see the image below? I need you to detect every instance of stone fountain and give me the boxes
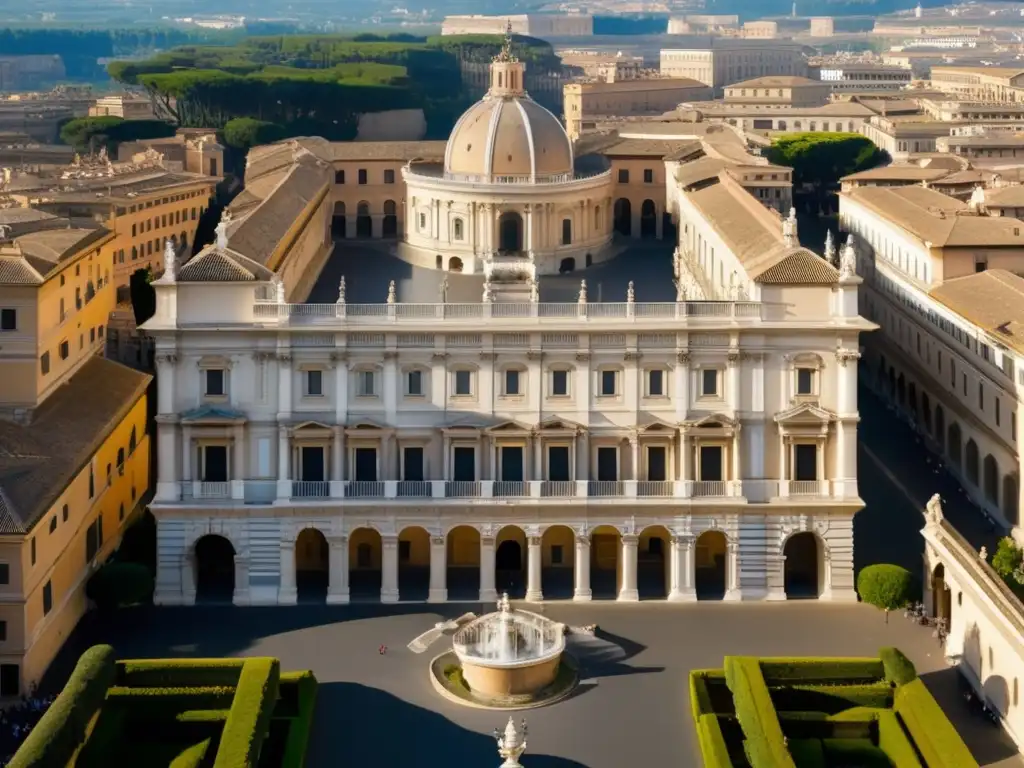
[428,593,576,709]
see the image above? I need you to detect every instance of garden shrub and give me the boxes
[776,711,875,741]
[116,658,247,688]
[822,738,892,767]
[879,647,917,686]
[894,679,977,768]
[74,706,127,768]
[86,561,154,610]
[214,658,280,768]
[786,738,826,768]
[278,671,318,768]
[106,685,239,717]
[7,645,116,768]
[876,710,923,767]
[170,738,215,768]
[689,670,716,719]
[694,713,732,768]
[724,656,796,768]
[857,565,917,618]
[759,658,884,685]
[769,682,894,713]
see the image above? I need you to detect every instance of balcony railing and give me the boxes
[345,481,385,498]
[251,300,765,326]
[397,480,432,498]
[493,481,528,498]
[292,481,330,498]
[540,481,576,497]
[167,477,838,503]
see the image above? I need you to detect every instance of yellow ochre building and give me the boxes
[0,224,151,695]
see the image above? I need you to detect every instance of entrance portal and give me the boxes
[499,212,524,253]
[613,199,632,236]
[194,535,235,604]
[695,530,726,600]
[295,528,329,602]
[783,533,822,599]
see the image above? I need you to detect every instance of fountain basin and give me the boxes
[460,653,562,699]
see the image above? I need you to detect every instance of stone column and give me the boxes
[618,534,639,602]
[675,353,690,422]
[526,536,543,602]
[181,425,193,481]
[630,435,640,481]
[277,353,292,418]
[155,353,176,414]
[276,425,290,500]
[428,536,447,603]
[381,535,399,603]
[155,422,178,501]
[332,426,344,481]
[278,540,297,604]
[480,536,498,603]
[573,535,592,601]
[728,350,741,413]
[326,535,350,604]
[181,552,196,605]
[724,538,742,601]
[731,428,742,491]
[668,536,697,601]
[233,553,251,606]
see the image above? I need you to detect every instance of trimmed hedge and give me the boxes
[214,657,280,768]
[74,706,127,768]
[895,679,978,768]
[857,564,917,614]
[689,669,720,719]
[759,658,885,685]
[769,682,894,713]
[694,713,732,768]
[879,647,917,686]
[876,710,924,768]
[279,671,317,768]
[116,659,247,688]
[170,738,215,768]
[106,685,239,717]
[787,738,825,767]
[724,656,797,768]
[822,738,892,767]
[7,644,117,768]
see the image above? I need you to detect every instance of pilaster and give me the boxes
[278,540,298,605]
[326,535,350,604]
[618,534,639,602]
[381,535,400,603]
[480,536,498,602]
[668,536,697,602]
[573,535,592,601]
[428,536,447,603]
[526,536,543,602]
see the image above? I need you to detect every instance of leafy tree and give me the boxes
[857,564,917,622]
[129,267,156,326]
[86,561,154,611]
[223,118,286,150]
[766,133,887,216]
[59,117,175,153]
[991,537,1023,579]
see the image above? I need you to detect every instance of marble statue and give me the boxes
[823,230,837,267]
[782,207,798,248]
[925,493,944,526]
[387,280,397,304]
[494,718,528,768]
[626,280,635,303]
[215,219,229,251]
[578,279,587,305]
[839,235,857,280]
[336,276,346,305]
[275,278,286,304]
[162,238,176,281]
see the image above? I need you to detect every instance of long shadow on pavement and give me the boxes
[309,682,590,768]
[919,666,1021,767]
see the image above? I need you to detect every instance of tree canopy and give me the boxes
[59,116,176,153]
[223,118,287,150]
[856,564,917,620]
[106,33,559,142]
[765,132,886,188]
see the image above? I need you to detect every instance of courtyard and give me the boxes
[43,601,1022,767]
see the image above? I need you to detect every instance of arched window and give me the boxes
[561,218,572,245]
[453,219,464,241]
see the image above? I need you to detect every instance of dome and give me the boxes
[444,95,574,181]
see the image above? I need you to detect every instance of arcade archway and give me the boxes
[590,525,621,600]
[349,528,382,600]
[638,525,670,599]
[356,202,372,238]
[295,528,328,602]
[194,535,235,604]
[613,198,632,236]
[640,199,657,239]
[495,526,526,599]
[398,526,430,601]
[541,525,575,599]
[332,202,346,238]
[783,532,823,599]
[446,525,480,601]
[499,211,523,252]
[695,530,726,600]
[383,200,398,238]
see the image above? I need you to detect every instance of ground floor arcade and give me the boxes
[152,508,856,606]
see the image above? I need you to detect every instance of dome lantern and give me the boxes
[490,20,526,98]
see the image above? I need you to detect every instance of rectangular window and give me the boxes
[40,352,50,376]
[0,665,18,697]
[452,446,475,481]
[551,369,568,396]
[600,370,617,396]
[617,169,629,183]
[647,446,667,481]
[205,369,225,396]
[42,581,52,616]
[504,370,521,396]
[358,169,368,185]
[59,340,69,360]
[643,168,654,183]
[500,446,524,482]
[306,370,323,397]
[30,538,35,566]
[796,368,814,395]
[358,370,376,397]
[548,446,570,481]
[701,369,720,397]
[561,218,572,245]
[407,370,423,396]
[996,398,1001,426]
[794,444,818,481]
[978,382,984,410]
[354,448,378,482]
[200,445,229,482]
[403,447,424,482]
[698,446,723,482]
[0,564,7,584]
[335,170,345,184]
[384,169,395,184]
[0,309,15,331]
[597,446,618,481]
[648,369,664,396]
[454,370,472,396]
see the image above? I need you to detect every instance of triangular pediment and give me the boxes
[293,420,333,431]
[537,416,582,431]
[348,418,387,430]
[774,402,834,424]
[689,413,737,429]
[485,419,531,433]
[638,418,676,433]
[181,404,247,423]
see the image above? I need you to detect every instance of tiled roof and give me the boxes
[842,166,949,182]
[844,186,1024,247]
[929,269,1024,354]
[0,356,151,534]
[757,251,838,285]
[0,257,43,285]
[726,75,822,88]
[15,227,110,276]
[600,138,699,157]
[177,248,273,283]
[986,186,1024,207]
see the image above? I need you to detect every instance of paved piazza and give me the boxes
[46,601,1022,768]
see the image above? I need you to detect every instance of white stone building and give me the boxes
[840,185,1024,539]
[140,36,875,610]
